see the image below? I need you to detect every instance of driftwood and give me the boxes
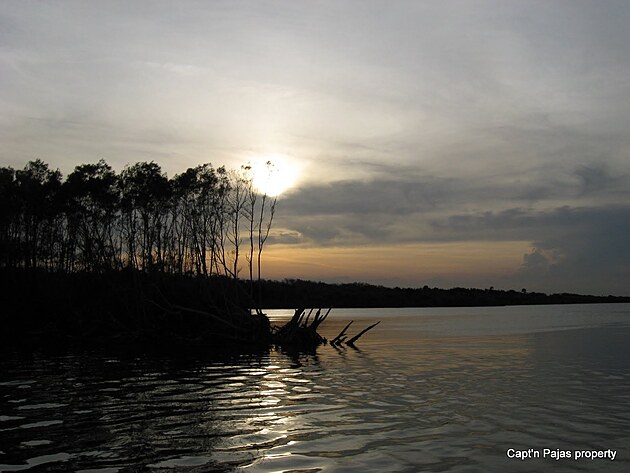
[331,320,381,347]
[147,298,379,349]
[273,308,328,346]
[345,321,380,346]
[331,321,353,346]
[272,308,380,348]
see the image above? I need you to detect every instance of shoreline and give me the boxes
[2,268,628,351]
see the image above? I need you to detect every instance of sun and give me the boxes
[249,155,298,197]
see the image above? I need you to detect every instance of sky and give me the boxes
[1,0,630,295]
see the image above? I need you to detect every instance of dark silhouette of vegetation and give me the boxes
[0,159,283,349]
[0,159,274,286]
[3,159,625,350]
[273,308,329,347]
[255,279,630,309]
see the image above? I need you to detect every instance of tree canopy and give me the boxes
[0,159,276,294]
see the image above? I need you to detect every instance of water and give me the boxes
[1,304,630,472]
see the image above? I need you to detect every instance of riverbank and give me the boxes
[257,278,630,308]
[3,269,628,350]
[0,269,271,350]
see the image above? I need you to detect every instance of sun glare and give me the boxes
[249,155,298,197]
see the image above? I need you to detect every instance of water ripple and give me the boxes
[1,307,630,472]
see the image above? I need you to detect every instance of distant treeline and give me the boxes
[0,159,277,304]
[257,279,630,308]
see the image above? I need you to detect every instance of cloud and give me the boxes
[574,163,624,196]
[138,61,207,76]
[276,172,630,293]
[279,162,629,232]
[520,248,553,273]
[267,229,303,245]
[2,1,630,294]
[440,205,630,295]
[3,1,630,178]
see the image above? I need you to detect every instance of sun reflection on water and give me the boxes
[3,307,630,472]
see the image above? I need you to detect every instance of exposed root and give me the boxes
[273,309,380,349]
[273,308,328,347]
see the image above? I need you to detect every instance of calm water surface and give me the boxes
[1,304,630,472]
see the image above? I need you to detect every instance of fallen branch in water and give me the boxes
[272,309,381,349]
[273,307,329,346]
[331,321,353,346]
[346,321,381,347]
[312,308,331,331]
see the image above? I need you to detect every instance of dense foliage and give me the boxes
[257,279,630,308]
[0,159,275,289]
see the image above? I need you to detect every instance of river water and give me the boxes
[1,304,629,472]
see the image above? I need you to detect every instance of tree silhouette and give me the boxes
[119,161,170,271]
[0,158,276,298]
[0,166,18,268]
[14,160,62,270]
[254,162,277,312]
[64,159,119,271]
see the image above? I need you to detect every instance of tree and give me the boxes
[1,158,278,314]
[14,160,62,269]
[0,166,18,268]
[64,159,119,271]
[254,161,277,312]
[119,162,170,271]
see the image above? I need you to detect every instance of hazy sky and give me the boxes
[2,1,630,294]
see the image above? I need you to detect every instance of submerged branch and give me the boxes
[331,320,353,346]
[346,321,381,346]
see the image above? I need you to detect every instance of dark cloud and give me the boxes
[520,248,552,273]
[281,178,449,216]
[438,205,630,295]
[437,205,630,244]
[280,164,629,221]
[575,163,622,196]
[277,172,630,294]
